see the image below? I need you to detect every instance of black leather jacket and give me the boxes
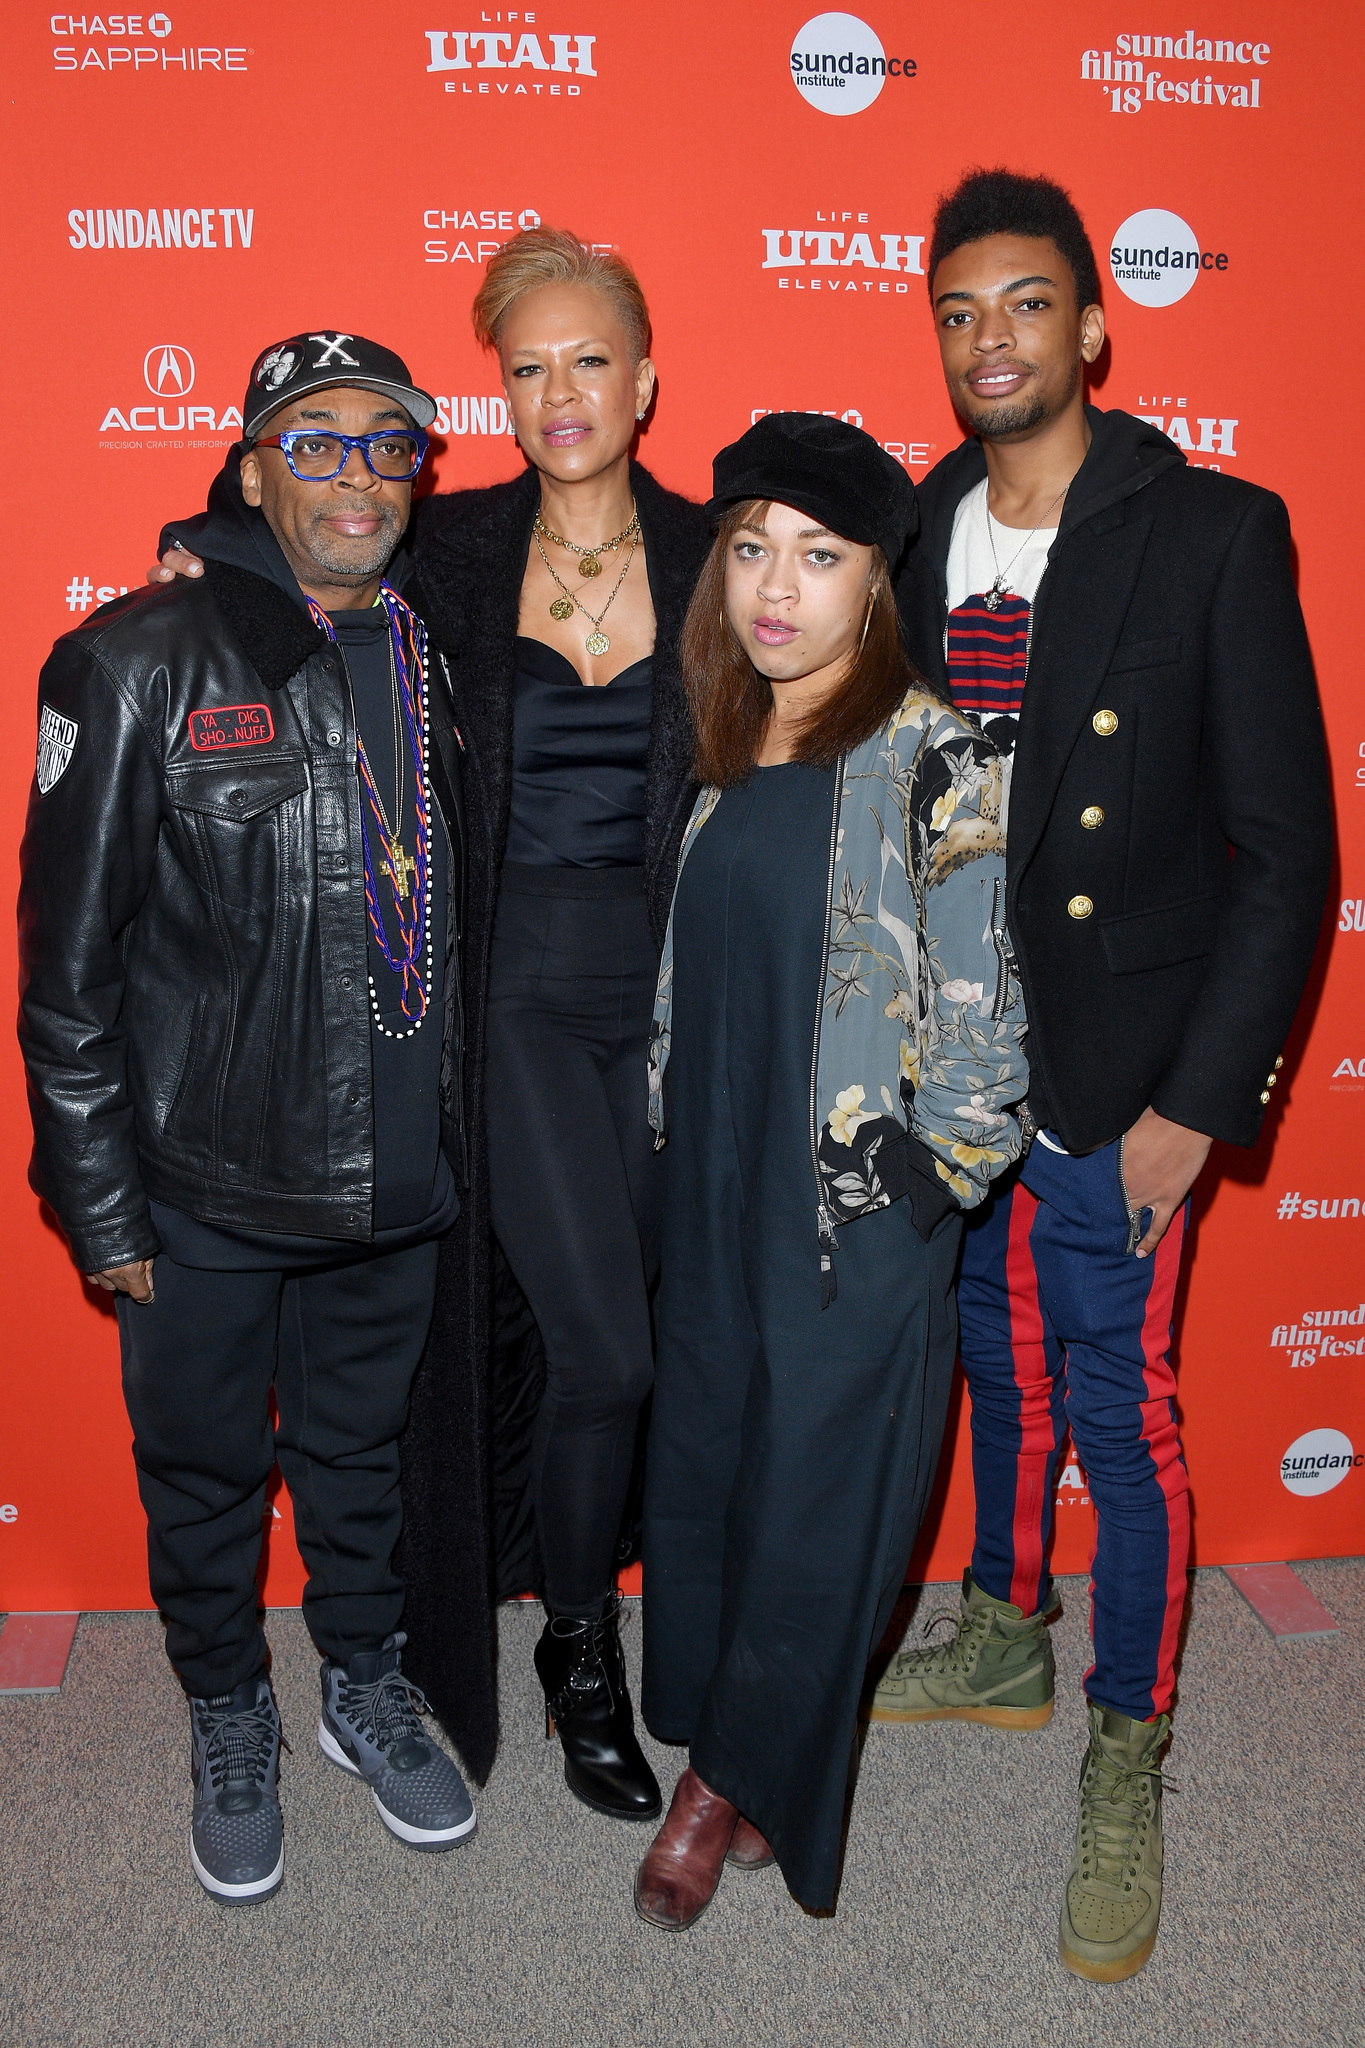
[18,557,465,1273]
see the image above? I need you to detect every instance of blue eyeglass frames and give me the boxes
[253,427,430,482]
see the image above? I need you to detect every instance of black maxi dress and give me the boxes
[641,761,963,1911]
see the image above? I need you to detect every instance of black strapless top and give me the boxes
[503,636,653,868]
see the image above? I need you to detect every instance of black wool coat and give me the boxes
[393,461,710,1779]
[895,406,1333,1154]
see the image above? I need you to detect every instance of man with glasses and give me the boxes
[19,332,475,1903]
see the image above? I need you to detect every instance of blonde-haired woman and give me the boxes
[399,229,708,1811]
[148,236,704,1794]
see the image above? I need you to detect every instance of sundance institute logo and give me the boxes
[789,13,915,117]
[1110,207,1228,307]
[1280,1428,1361,1498]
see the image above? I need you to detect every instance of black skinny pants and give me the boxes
[117,1238,440,1697]
[485,864,663,1618]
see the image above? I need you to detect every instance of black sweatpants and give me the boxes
[117,1238,440,1698]
[485,864,663,1618]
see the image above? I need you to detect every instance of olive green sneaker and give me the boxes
[1059,1700,1171,1982]
[869,1570,1055,1728]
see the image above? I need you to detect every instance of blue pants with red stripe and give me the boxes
[957,1135,1190,1721]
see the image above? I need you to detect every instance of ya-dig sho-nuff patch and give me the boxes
[36,704,79,794]
[188,705,275,751]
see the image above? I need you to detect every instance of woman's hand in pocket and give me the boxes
[1122,1107,1211,1257]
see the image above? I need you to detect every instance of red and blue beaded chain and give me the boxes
[308,585,432,1033]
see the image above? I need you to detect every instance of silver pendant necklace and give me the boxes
[982,482,1069,610]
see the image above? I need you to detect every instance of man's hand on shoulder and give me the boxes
[147,545,203,585]
[1122,1108,1212,1258]
[88,1258,156,1303]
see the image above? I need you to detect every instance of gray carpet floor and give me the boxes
[1,1561,1361,2048]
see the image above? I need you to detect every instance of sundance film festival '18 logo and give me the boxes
[790,13,915,116]
[424,25,596,97]
[1080,30,1268,114]
[1271,1305,1365,1370]
[52,12,247,74]
[1110,209,1229,306]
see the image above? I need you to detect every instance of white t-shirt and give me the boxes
[945,477,1056,615]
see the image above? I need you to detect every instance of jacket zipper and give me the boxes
[811,758,844,1308]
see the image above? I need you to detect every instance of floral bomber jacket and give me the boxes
[648,687,1031,1302]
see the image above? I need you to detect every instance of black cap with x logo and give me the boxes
[242,331,437,440]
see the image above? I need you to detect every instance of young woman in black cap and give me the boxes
[633,414,1030,1927]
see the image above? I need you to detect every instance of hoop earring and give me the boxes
[858,600,873,654]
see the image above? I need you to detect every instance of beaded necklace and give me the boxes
[308,586,433,1036]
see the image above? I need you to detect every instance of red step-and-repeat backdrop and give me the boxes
[1,1,1361,1609]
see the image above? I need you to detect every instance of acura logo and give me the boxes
[143,344,195,396]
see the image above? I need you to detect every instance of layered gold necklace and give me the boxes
[534,504,641,656]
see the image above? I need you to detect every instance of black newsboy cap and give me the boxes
[708,413,919,571]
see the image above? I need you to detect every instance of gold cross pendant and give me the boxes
[383,843,418,900]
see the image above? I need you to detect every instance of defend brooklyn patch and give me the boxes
[36,704,79,794]
[188,705,275,751]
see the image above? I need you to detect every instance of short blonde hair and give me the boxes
[471,226,651,362]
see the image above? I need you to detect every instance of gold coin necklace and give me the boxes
[535,506,639,582]
[534,522,641,657]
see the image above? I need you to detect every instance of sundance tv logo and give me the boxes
[1280,1427,1361,1498]
[68,205,253,250]
[790,12,915,116]
[1110,208,1229,307]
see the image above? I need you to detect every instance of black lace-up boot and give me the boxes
[319,1632,476,1851]
[188,1674,284,1905]
[534,1593,661,1821]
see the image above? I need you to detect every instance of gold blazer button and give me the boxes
[1081,806,1105,829]
[1068,895,1094,919]
[1092,709,1119,735]
[1260,1090,1271,1103]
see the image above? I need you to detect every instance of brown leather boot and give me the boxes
[726,1815,775,1869]
[634,1767,738,1929]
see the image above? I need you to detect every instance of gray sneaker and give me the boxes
[188,1675,284,1905]
[319,1632,476,1852]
